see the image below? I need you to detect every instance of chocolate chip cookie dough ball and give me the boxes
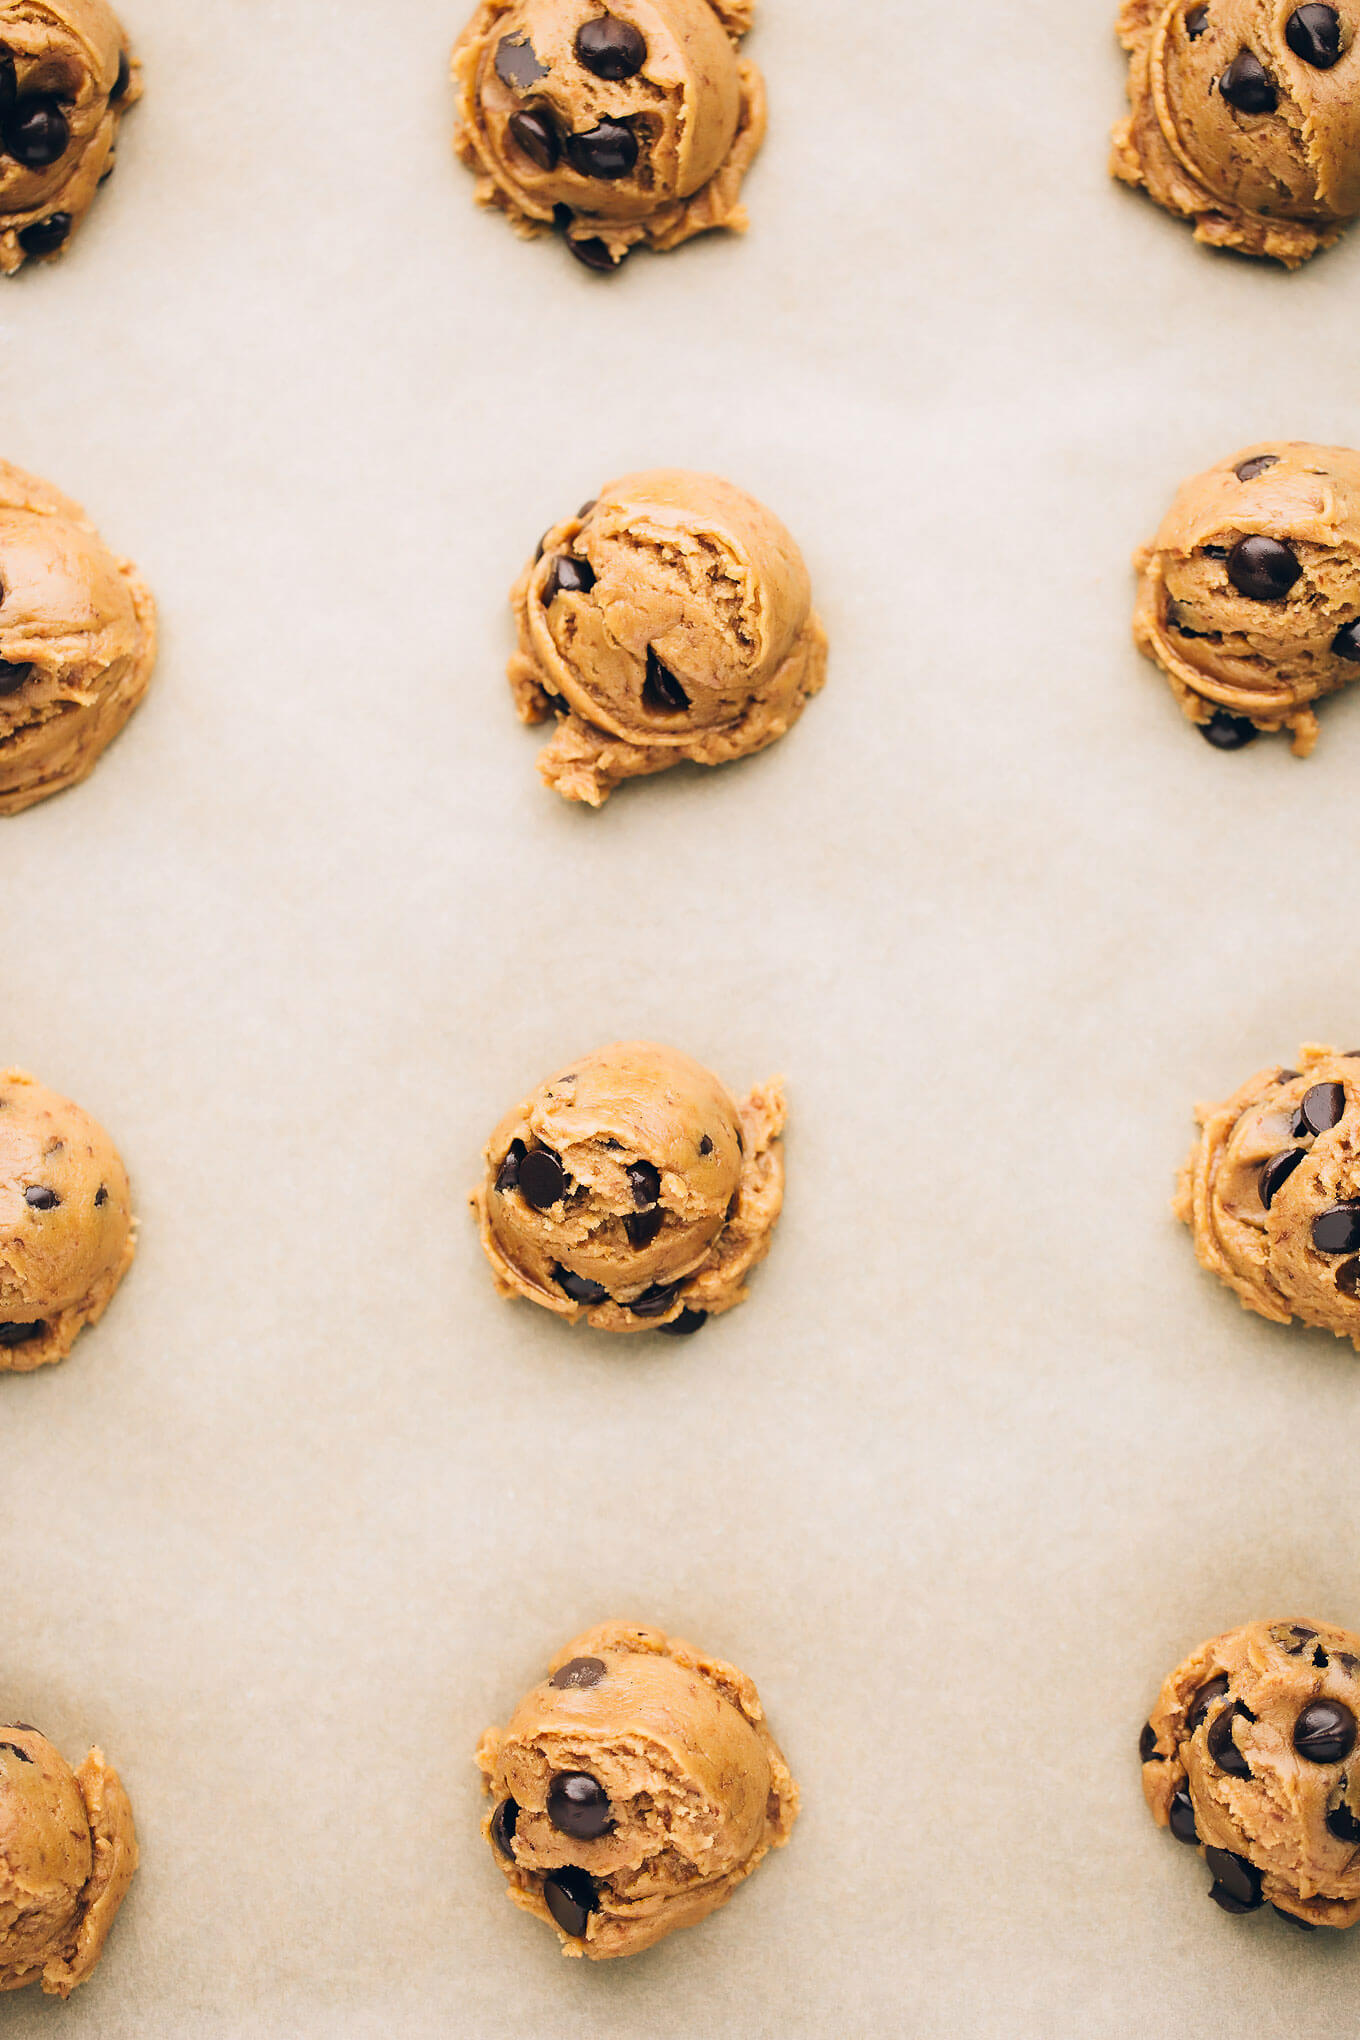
[0,1720,137,1994]
[508,470,827,805]
[0,1069,135,1373]
[1134,444,1360,756]
[0,0,141,273]
[471,1041,785,1335]
[1141,1619,1360,1928]
[478,1621,798,1958]
[452,2,765,269]
[1174,1044,1360,1347]
[1112,0,1360,263]
[0,460,155,815]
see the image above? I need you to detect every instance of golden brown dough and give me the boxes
[0,1722,138,1995]
[1134,443,1360,754]
[0,459,155,814]
[471,1040,784,1335]
[1112,0,1360,264]
[0,1068,135,1373]
[1141,1618,1360,1928]
[509,470,826,805]
[0,0,141,273]
[1175,1044,1360,1347]
[452,1,765,269]
[478,1620,798,1958]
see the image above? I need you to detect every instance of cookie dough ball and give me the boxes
[1174,1044,1360,1347]
[0,1069,135,1373]
[0,1720,137,1994]
[508,470,827,805]
[471,1041,785,1334]
[478,1621,798,1959]
[452,1,765,269]
[1134,444,1360,756]
[0,461,155,815]
[0,1,141,274]
[1141,1619,1360,1928]
[1112,0,1360,264]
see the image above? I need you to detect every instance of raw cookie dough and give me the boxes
[508,470,827,805]
[452,1,765,269]
[478,1620,798,1959]
[0,1720,137,1994]
[1141,1618,1360,1928]
[1112,0,1360,264]
[1175,1043,1360,1347]
[471,1040,785,1334]
[0,0,141,273]
[0,459,156,815]
[0,1069,135,1373]
[1134,443,1360,755]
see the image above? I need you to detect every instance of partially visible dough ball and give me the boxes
[1141,1618,1360,1928]
[478,1621,798,1958]
[453,1,764,270]
[1175,1044,1360,1347]
[508,470,827,805]
[1134,444,1360,755]
[471,1040,785,1334]
[1112,0,1360,264]
[0,1721,138,1995]
[0,460,156,814]
[0,0,142,273]
[0,1069,135,1372]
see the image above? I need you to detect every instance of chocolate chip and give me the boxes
[1273,1904,1318,1929]
[564,119,638,181]
[1140,1722,1161,1762]
[1278,1069,1302,1083]
[496,33,550,89]
[658,1306,708,1337]
[1218,50,1280,112]
[551,1656,606,1689]
[518,1148,566,1209]
[1336,1259,1360,1297]
[624,1208,663,1249]
[1235,454,1280,481]
[1332,620,1360,662]
[1300,1082,1346,1135]
[1286,4,1344,65]
[0,1741,33,1763]
[1282,1626,1319,1653]
[1294,1700,1357,1764]
[543,1866,597,1937]
[1205,1847,1264,1910]
[1228,535,1301,600]
[543,553,596,602]
[628,1282,681,1318]
[1200,709,1258,750]
[643,648,690,714]
[1313,1202,1360,1255]
[699,1135,713,1156]
[566,235,621,272]
[1203,545,1230,559]
[0,1321,45,1347]
[495,1140,526,1194]
[1188,1675,1231,1731]
[94,1185,108,1207]
[490,1797,519,1858]
[548,1771,612,1839]
[554,1265,609,1306]
[578,500,598,519]
[1169,1787,1200,1844]
[1315,1646,1331,1668]
[112,49,131,102]
[1208,1705,1252,1777]
[508,105,560,172]
[626,1162,660,1207]
[1260,1149,1305,1209]
[576,16,648,80]
[3,97,69,167]
[17,213,70,257]
[0,659,33,694]
[24,1187,58,1210]
[1326,1802,1360,1843]
[1186,3,1209,34]
[0,56,14,113]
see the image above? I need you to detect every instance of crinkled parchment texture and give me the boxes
[0,1723,138,1995]
[478,1620,798,1958]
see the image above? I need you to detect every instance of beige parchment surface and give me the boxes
[2,0,1360,2033]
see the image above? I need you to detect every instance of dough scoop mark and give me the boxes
[1295,1701,1357,1764]
[548,1770,613,1839]
[1218,48,1279,112]
[496,32,550,88]
[1287,4,1345,66]
[509,103,561,170]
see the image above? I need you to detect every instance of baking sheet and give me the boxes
[3,0,1360,2032]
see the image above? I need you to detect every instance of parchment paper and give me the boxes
[3,1,1359,2032]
